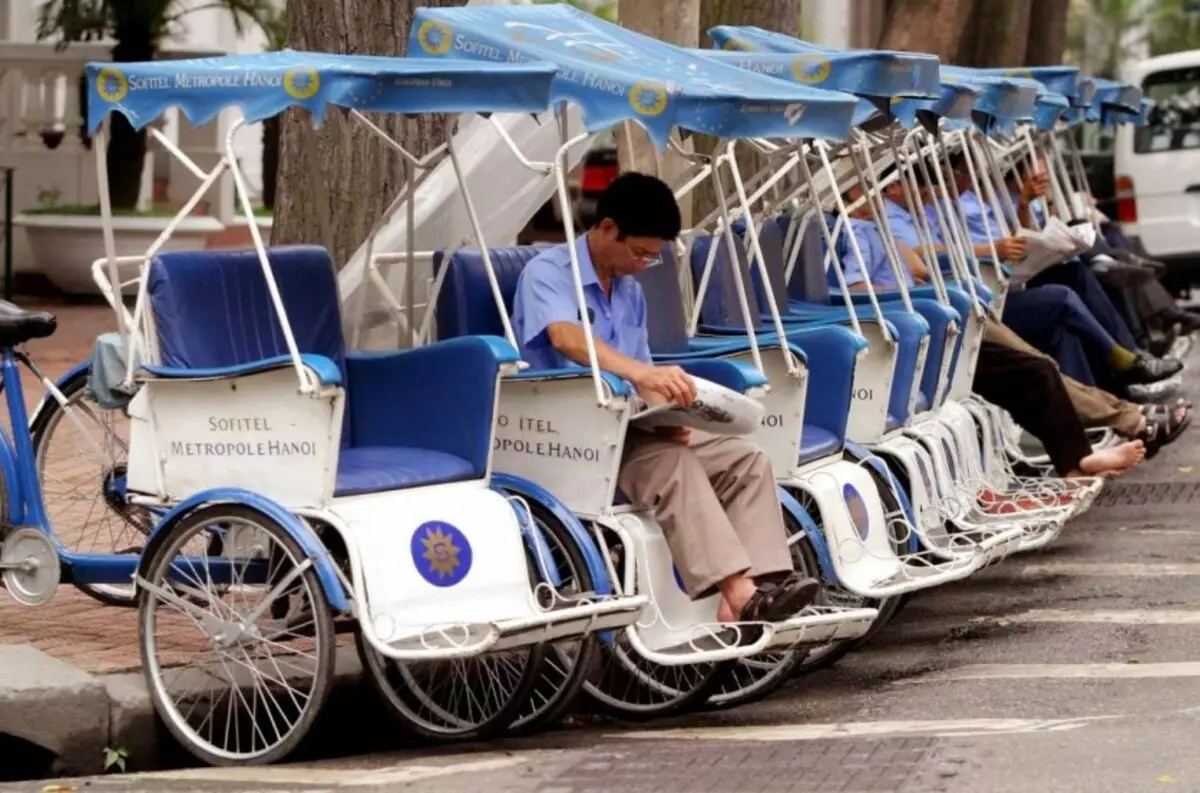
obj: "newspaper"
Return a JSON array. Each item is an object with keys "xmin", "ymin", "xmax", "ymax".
[
  {"xmin": 630, "ymin": 378, "xmax": 764, "ymax": 437},
  {"xmin": 1007, "ymin": 217, "xmax": 1092, "ymax": 286}
]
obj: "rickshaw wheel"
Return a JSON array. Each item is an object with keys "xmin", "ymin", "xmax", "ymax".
[
  {"xmin": 787, "ymin": 479, "xmax": 903, "ymax": 676},
  {"xmin": 356, "ymin": 632, "xmax": 545, "ymax": 742},
  {"xmin": 580, "ymin": 525, "xmax": 726, "ymax": 721},
  {"xmin": 139, "ymin": 504, "xmax": 335, "ymax": 766},
  {"xmin": 501, "ymin": 494, "xmax": 600, "ymax": 734},
  {"xmin": 703, "ymin": 513, "xmax": 822, "ymax": 711},
  {"xmin": 31, "ymin": 365, "xmax": 147, "ymax": 607}
]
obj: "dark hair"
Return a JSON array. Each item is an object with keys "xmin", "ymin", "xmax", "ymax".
[{"xmin": 594, "ymin": 172, "xmax": 682, "ymax": 240}]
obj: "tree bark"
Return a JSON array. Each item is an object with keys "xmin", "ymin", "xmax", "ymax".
[
  {"xmin": 272, "ymin": 0, "xmax": 465, "ymax": 266},
  {"xmin": 614, "ymin": 0, "xmax": 700, "ymax": 224},
  {"xmin": 955, "ymin": 0, "xmax": 1032, "ymax": 67},
  {"xmin": 878, "ymin": 0, "xmax": 976, "ymax": 62},
  {"xmin": 689, "ymin": 0, "xmax": 801, "ymax": 225},
  {"xmin": 1023, "ymin": 0, "xmax": 1070, "ymax": 66}
]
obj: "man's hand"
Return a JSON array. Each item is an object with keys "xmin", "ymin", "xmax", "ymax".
[
  {"xmin": 655, "ymin": 425, "xmax": 693, "ymax": 444},
  {"xmin": 993, "ymin": 236, "xmax": 1028, "ymax": 262},
  {"xmin": 1020, "ymin": 171, "xmax": 1050, "ymax": 203},
  {"xmin": 633, "ymin": 364, "xmax": 697, "ymax": 407}
]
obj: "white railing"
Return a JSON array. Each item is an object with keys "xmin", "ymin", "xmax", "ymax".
[{"xmin": 0, "ymin": 42, "xmax": 224, "ymax": 154}]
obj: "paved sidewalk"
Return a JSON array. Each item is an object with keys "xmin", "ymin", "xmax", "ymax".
[{"xmin": 0, "ymin": 300, "xmax": 143, "ymax": 675}]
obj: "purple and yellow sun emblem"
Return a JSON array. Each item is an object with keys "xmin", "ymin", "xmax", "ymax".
[{"xmin": 411, "ymin": 521, "xmax": 473, "ymax": 587}]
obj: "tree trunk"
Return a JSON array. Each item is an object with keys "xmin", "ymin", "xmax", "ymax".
[
  {"xmin": 689, "ymin": 0, "xmax": 801, "ymax": 225},
  {"xmin": 614, "ymin": 0, "xmax": 700, "ymax": 224},
  {"xmin": 261, "ymin": 116, "xmax": 279, "ymax": 211},
  {"xmin": 1023, "ymin": 0, "xmax": 1070, "ymax": 66},
  {"xmin": 955, "ymin": 0, "xmax": 1032, "ymax": 67},
  {"xmin": 878, "ymin": 0, "xmax": 976, "ymax": 62},
  {"xmin": 106, "ymin": 36, "xmax": 156, "ymax": 210},
  {"xmin": 272, "ymin": 0, "xmax": 465, "ymax": 265}
]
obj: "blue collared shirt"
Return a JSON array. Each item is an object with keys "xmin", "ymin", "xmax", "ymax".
[
  {"xmin": 946, "ymin": 190, "xmax": 1005, "ymax": 245},
  {"xmin": 883, "ymin": 198, "xmax": 927, "ymax": 250},
  {"xmin": 825, "ymin": 213, "xmax": 914, "ymax": 291},
  {"xmin": 511, "ymin": 234, "xmax": 651, "ymax": 371}
]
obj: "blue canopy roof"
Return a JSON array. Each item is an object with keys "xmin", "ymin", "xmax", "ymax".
[
  {"xmin": 940, "ymin": 66, "xmax": 1040, "ymax": 123},
  {"xmin": 704, "ymin": 27, "xmax": 939, "ymax": 100},
  {"xmin": 1088, "ymin": 78, "xmax": 1143, "ymax": 121},
  {"xmin": 978, "ymin": 66, "xmax": 1079, "ymax": 106},
  {"xmin": 85, "ymin": 50, "xmax": 559, "ymax": 133},
  {"xmin": 408, "ymin": 5, "xmax": 860, "ymax": 146}
]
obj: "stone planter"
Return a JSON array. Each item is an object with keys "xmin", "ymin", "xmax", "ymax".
[{"xmin": 14, "ymin": 213, "xmax": 226, "ymax": 296}]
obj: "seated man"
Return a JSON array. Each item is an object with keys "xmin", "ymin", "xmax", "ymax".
[
  {"xmin": 876, "ymin": 169, "xmax": 1190, "ymax": 454},
  {"xmin": 831, "ymin": 186, "xmax": 1147, "ymax": 475},
  {"xmin": 893, "ymin": 159, "xmax": 1180, "ymax": 393},
  {"xmin": 511, "ymin": 172, "xmax": 818, "ymax": 624}
]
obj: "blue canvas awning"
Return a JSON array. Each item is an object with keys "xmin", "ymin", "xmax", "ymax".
[
  {"xmin": 407, "ymin": 4, "xmax": 861, "ymax": 146},
  {"xmin": 86, "ymin": 50, "xmax": 560, "ymax": 133}
]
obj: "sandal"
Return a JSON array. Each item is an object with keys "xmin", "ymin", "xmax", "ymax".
[
  {"xmin": 1141, "ymin": 397, "xmax": 1193, "ymax": 415},
  {"xmin": 1138, "ymin": 404, "xmax": 1192, "ymax": 458},
  {"xmin": 738, "ymin": 572, "xmax": 820, "ymax": 623}
]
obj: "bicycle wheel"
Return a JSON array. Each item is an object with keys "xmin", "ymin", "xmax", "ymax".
[{"xmin": 30, "ymin": 364, "xmax": 148, "ymax": 606}]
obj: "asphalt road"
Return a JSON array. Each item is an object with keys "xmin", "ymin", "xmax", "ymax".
[{"xmin": 10, "ymin": 363, "xmax": 1200, "ymax": 793}]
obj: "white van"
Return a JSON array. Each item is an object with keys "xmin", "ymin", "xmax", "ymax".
[{"xmin": 1114, "ymin": 49, "xmax": 1200, "ymax": 292}]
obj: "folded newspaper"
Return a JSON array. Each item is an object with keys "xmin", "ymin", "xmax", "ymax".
[
  {"xmin": 1008, "ymin": 217, "xmax": 1092, "ymax": 286},
  {"xmin": 631, "ymin": 377, "xmax": 765, "ymax": 437}
]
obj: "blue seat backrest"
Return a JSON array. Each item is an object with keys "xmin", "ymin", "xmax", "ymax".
[
  {"xmin": 632, "ymin": 245, "xmax": 691, "ymax": 355},
  {"xmin": 148, "ymin": 245, "xmax": 350, "ymax": 446},
  {"xmin": 434, "ymin": 246, "xmax": 546, "ymax": 340},
  {"xmin": 689, "ymin": 234, "xmax": 757, "ymax": 328},
  {"xmin": 149, "ymin": 245, "xmax": 345, "ymax": 375},
  {"xmin": 743, "ymin": 220, "xmax": 790, "ymax": 317},
  {"xmin": 778, "ymin": 215, "xmax": 831, "ymax": 304}
]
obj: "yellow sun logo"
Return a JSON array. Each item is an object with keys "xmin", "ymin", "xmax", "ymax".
[
  {"xmin": 96, "ymin": 67, "xmax": 128, "ymax": 103},
  {"xmin": 629, "ymin": 81, "xmax": 668, "ymax": 117},
  {"xmin": 283, "ymin": 69, "xmax": 320, "ymax": 100},
  {"xmin": 722, "ymin": 39, "xmax": 752, "ymax": 51},
  {"xmin": 421, "ymin": 526, "xmax": 461, "ymax": 579},
  {"xmin": 1006, "ymin": 68, "xmax": 1034, "ymax": 80},
  {"xmin": 417, "ymin": 19, "xmax": 453, "ymax": 55},
  {"xmin": 791, "ymin": 54, "xmax": 832, "ymax": 85}
]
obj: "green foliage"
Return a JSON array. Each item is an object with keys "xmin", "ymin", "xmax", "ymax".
[
  {"xmin": 1066, "ymin": 0, "xmax": 1200, "ymax": 77},
  {"xmin": 35, "ymin": 0, "xmax": 277, "ymax": 53},
  {"xmin": 102, "ymin": 746, "xmax": 129, "ymax": 774}
]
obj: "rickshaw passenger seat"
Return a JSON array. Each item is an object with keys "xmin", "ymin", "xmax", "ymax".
[{"xmin": 147, "ymin": 246, "xmax": 498, "ymax": 497}]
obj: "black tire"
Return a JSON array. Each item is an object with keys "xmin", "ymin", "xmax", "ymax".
[
  {"xmin": 138, "ymin": 504, "xmax": 336, "ymax": 766},
  {"xmin": 704, "ymin": 515, "xmax": 822, "ymax": 711},
  {"xmin": 503, "ymin": 494, "xmax": 600, "ymax": 734},
  {"xmin": 29, "ymin": 364, "xmax": 147, "ymax": 607}
]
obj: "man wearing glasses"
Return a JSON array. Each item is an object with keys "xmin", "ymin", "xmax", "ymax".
[{"xmin": 511, "ymin": 172, "xmax": 819, "ymax": 625}]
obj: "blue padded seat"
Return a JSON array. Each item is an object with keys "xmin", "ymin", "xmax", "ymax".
[
  {"xmin": 799, "ymin": 426, "xmax": 841, "ymax": 464},
  {"xmin": 336, "ymin": 447, "xmax": 476, "ymax": 497},
  {"xmin": 148, "ymin": 246, "xmax": 488, "ymax": 497}
]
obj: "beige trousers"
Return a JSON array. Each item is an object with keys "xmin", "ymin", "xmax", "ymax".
[
  {"xmin": 983, "ymin": 318, "xmax": 1142, "ymax": 437},
  {"xmin": 617, "ymin": 428, "xmax": 794, "ymax": 599}
]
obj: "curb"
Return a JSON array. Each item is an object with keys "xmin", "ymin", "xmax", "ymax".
[{"xmin": 0, "ymin": 643, "xmax": 367, "ymax": 780}]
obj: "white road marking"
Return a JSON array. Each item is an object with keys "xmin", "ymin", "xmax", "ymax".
[
  {"xmin": 612, "ymin": 716, "xmax": 1109, "ymax": 742},
  {"xmin": 993, "ymin": 609, "xmax": 1200, "ymax": 626},
  {"xmin": 130, "ymin": 754, "xmax": 536, "ymax": 786},
  {"xmin": 900, "ymin": 662, "xmax": 1200, "ymax": 685},
  {"xmin": 1020, "ymin": 562, "xmax": 1200, "ymax": 577}
]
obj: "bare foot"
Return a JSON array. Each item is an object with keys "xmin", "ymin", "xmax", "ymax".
[{"xmin": 1078, "ymin": 440, "xmax": 1145, "ymax": 475}]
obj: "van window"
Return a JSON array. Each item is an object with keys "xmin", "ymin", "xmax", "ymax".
[{"xmin": 1135, "ymin": 66, "xmax": 1200, "ymax": 154}]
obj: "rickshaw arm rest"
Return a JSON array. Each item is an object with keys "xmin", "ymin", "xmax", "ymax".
[
  {"xmin": 653, "ymin": 338, "xmax": 809, "ymax": 367},
  {"xmin": 139, "ymin": 353, "xmax": 342, "ymax": 386},
  {"xmin": 672, "ymin": 358, "xmax": 767, "ymax": 394},
  {"xmin": 507, "ymin": 368, "xmax": 634, "ymax": 398},
  {"xmin": 778, "ymin": 324, "xmax": 861, "ymax": 440}
]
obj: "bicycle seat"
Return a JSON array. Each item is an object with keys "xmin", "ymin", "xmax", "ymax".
[{"xmin": 0, "ymin": 301, "xmax": 56, "ymax": 347}]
